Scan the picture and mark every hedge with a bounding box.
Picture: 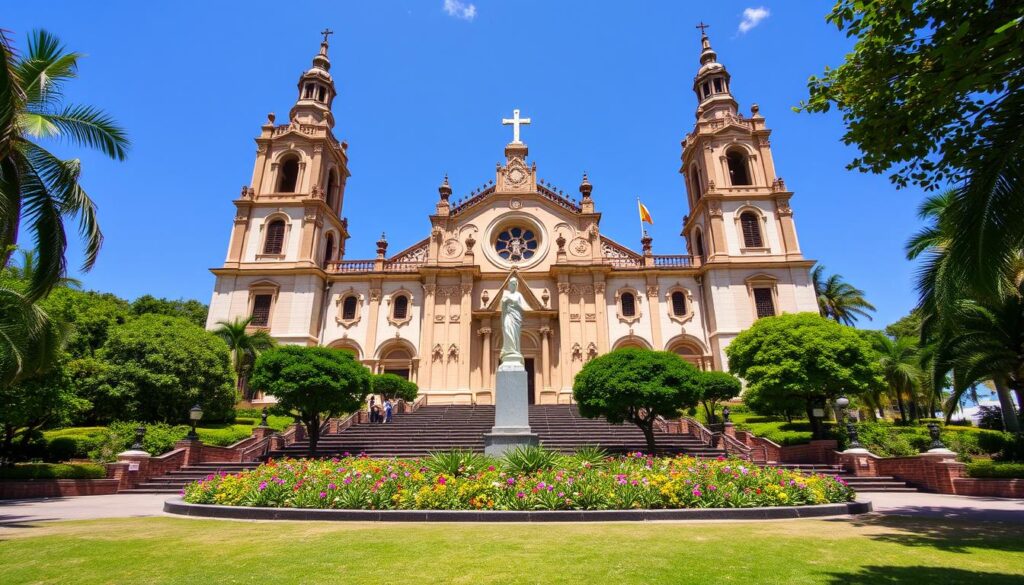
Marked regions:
[966,461,1024,479]
[0,463,106,480]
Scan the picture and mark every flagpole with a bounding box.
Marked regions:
[637,196,644,242]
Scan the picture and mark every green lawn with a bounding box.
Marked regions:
[1,516,1023,584]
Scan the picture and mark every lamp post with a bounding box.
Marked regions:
[835,396,863,450]
[187,404,203,440]
[131,425,146,451]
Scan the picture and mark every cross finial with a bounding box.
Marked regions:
[321,28,334,44]
[696,22,710,35]
[501,108,532,144]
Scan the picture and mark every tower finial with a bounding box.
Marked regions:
[321,28,334,44]
[696,21,710,36]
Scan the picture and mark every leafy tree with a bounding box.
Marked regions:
[131,295,208,328]
[77,314,235,423]
[872,334,922,423]
[213,316,275,400]
[698,370,741,424]
[811,265,875,325]
[0,30,129,300]
[250,346,371,452]
[39,287,129,358]
[725,313,881,439]
[885,309,923,342]
[801,2,1024,300]
[741,384,804,422]
[572,348,703,452]
[371,373,419,403]
[799,1,1023,191]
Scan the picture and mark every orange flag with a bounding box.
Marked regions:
[638,199,654,224]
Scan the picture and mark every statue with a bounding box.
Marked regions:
[499,275,526,370]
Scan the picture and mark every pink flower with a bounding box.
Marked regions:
[319,491,327,498]
[487,465,496,471]
[516,492,525,499]
[258,481,268,491]
[507,478,516,485]
[692,488,702,497]
[437,475,447,485]
[328,483,337,490]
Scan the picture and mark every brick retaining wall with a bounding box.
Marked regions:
[0,479,120,499]
[953,478,1024,498]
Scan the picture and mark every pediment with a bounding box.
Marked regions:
[482,270,547,313]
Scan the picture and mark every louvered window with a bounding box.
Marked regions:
[393,295,409,320]
[671,291,687,317]
[621,292,636,318]
[342,296,357,321]
[264,220,286,254]
[740,212,763,248]
[251,294,273,327]
[753,288,775,318]
[695,232,705,260]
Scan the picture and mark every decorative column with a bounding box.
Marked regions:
[556,279,572,391]
[707,200,728,260]
[646,283,663,349]
[419,281,437,390]
[775,195,801,259]
[593,279,609,353]
[364,281,383,365]
[458,279,473,393]
[479,327,492,391]
[539,325,552,391]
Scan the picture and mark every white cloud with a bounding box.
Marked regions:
[738,7,770,34]
[443,0,477,21]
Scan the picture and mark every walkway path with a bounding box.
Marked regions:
[1,491,1023,530]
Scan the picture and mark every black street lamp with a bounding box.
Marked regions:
[131,425,146,450]
[187,404,204,440]
[259,407,269,427]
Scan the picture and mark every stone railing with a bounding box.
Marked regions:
[603,256,643,269]
[651,255,694,268]
[382,260,423,272]
[329,259,375,272]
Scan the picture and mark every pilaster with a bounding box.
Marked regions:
[364,281,383,365]
[419,281,436,389]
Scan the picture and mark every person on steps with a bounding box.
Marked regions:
[384,399,394,423]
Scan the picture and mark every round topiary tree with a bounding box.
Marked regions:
[250,346,371,453]
[572,348,703,452]
[725,312,881,439]
[699,370,742,424]
[371,373,418,403]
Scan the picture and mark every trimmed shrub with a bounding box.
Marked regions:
[44,437,79,463]
[966,461,1024,479]
[0,463,106,480]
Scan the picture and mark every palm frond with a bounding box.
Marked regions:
[11,146,66,300]
[41,104,128,160]
[15,30,79,108]
[0,29,25,160]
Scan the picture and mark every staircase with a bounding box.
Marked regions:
[118,461,262,494]
[267,404,727,459]
[769,463,917,492]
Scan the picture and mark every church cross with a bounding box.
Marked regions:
[321,28,334,43]
[502,109,532,144]
[696,22,710,35]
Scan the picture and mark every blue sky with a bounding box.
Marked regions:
[6,1,926,328]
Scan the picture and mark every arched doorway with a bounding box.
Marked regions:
[666,336,709,370]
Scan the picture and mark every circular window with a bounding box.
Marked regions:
[495,226,538,263]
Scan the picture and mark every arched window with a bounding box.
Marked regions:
[323,234,335,268]
[303,83,313,99]
[263,219,286,254]
[341,295,357,321]
[392,294,409,320]
[670,291,687,317]
[726,150,751,186]
[317,86,327,103]
[690,165,702,200]
[250,294,273,327]
[620,292,636,318]
[277,156,300,193]
[740,211,763,248]
[694,230,705,260]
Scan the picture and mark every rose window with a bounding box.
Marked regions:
[495,226,538,262]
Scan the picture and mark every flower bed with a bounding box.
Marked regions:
[182,452,855,510]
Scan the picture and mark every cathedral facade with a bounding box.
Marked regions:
[206,32,818,405]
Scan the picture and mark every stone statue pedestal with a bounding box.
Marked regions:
[484,367,538,456]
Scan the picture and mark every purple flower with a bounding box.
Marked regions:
[516,491,525,499]
[692,488,702,497]
[258,481,268,491]
[328,483,337,490]
[319,491,327,498]
[507,478,516,485]
[437,476,447,485]
[343,477,352,485]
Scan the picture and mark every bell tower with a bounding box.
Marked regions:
[679,24,817,368]
[210,32,352,345]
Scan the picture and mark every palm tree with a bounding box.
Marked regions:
[932,288,1023,433]
[812,265,876,326]
[0,30,128,301]
[873,334,922,423]
[213,316,276,400]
